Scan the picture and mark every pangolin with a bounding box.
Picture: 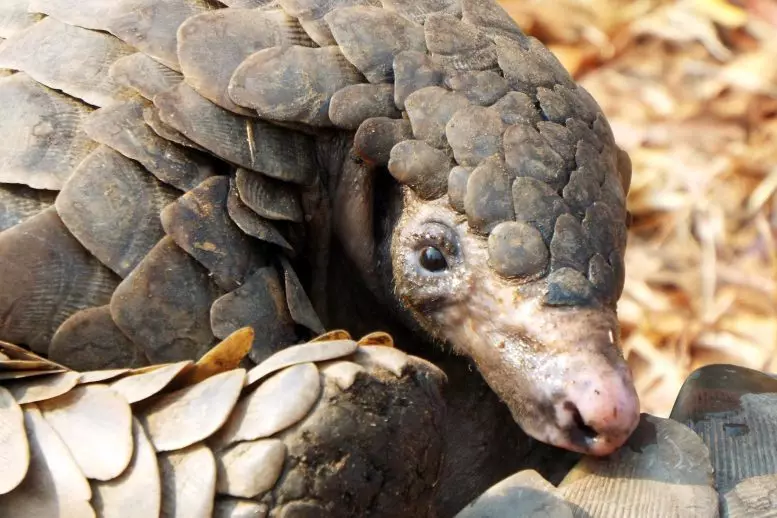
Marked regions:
[0,0,639,508]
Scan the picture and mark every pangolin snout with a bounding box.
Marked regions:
[457,300,641,457]
[477,341,640,457]
[549,362,640,456]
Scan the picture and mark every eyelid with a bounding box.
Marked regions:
[412,224,458,256]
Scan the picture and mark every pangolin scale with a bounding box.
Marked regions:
[0,329,451,517]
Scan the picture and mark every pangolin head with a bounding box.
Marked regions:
[363,10,639,456]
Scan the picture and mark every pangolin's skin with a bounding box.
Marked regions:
[0,0,636,468]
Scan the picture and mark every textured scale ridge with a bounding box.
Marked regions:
[0,73,97,190]
[0,331,449,518]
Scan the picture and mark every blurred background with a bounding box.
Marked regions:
[498,0,777,416]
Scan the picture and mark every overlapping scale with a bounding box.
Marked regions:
[0,332,449,517]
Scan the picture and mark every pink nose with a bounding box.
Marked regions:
[555,367,641,456]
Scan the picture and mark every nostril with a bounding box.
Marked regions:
[563,400,600,447]
[548,372,639,455]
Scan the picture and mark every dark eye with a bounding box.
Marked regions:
[419,246,448,272]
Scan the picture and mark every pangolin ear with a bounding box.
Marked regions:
[332,150,377,280]
[333,117,413,281]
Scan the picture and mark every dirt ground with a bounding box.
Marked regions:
[500,0,777,416]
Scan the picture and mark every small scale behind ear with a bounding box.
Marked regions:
[353,117,412,167]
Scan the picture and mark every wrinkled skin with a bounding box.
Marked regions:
[391,193,639,456]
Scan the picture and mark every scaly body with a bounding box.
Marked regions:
[0,0,636,513]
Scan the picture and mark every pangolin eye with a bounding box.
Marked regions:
[419,246,448,272]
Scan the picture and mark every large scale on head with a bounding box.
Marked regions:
[0,0,637,456]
